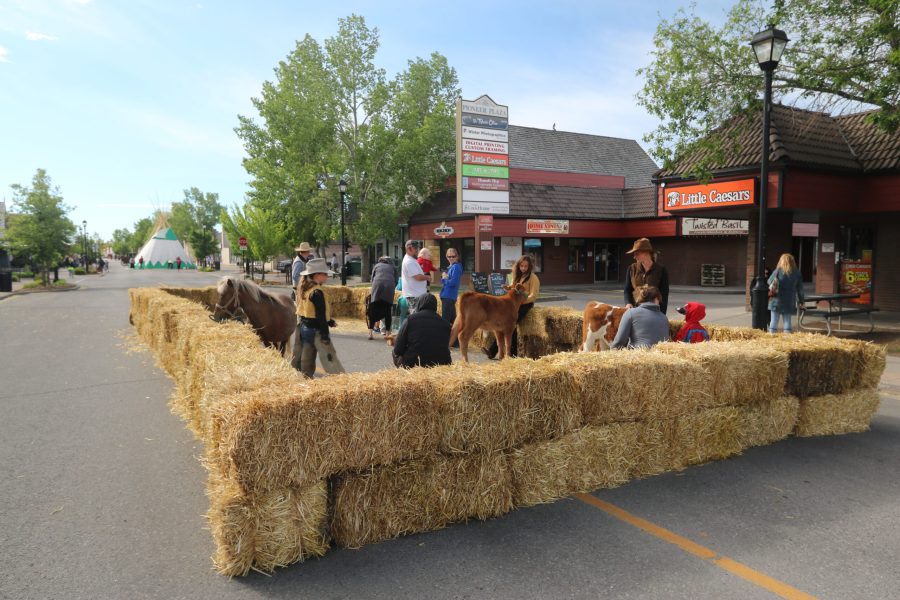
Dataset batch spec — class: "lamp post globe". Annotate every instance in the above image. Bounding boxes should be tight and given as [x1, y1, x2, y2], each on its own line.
[749, 24, 788, 330]
[81, 220, 88, 269]
[338, 179, 348, 286]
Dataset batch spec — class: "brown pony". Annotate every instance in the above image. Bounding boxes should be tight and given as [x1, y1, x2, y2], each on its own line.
[211, 276, 295, 355]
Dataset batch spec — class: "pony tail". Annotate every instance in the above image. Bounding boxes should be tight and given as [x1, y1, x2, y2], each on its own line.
[299, 275, 316, 295]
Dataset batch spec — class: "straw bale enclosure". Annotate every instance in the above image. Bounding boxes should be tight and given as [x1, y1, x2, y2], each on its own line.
[129, 285, 886, 576]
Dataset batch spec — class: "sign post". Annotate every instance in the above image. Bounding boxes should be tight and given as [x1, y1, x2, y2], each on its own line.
[238, 236, 248, 276]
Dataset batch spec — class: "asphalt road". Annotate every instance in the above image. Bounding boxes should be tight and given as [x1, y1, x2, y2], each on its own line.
[1, 263, 898, 600]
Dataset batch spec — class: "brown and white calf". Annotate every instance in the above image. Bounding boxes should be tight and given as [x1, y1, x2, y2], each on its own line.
[581, 301, 628, 351]
[450, 283, 528, 362]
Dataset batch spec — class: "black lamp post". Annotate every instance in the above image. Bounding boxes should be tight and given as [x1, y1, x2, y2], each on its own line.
[749, 24, 789, 330]
[338, 179, 348, 286]
[81, 220, 87, 269]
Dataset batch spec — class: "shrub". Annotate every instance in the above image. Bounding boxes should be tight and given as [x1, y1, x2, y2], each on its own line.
[19, 271, 34, 278]
[73, 267, 86, 275]
[11, 274, 20, 282]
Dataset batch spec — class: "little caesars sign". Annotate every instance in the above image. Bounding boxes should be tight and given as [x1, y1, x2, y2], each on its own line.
[456, 95, 510, 215]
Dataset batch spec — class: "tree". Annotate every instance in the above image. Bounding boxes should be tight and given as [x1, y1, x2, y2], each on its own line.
[111, 228, 132, 258]
[130, 217, 154, 256]
[5, 169, 76, 284]
[235, 14, 460, 269]
[169, 187, 223, 261]
[637, 0, 900, 176]
[221, 204, 287, 282]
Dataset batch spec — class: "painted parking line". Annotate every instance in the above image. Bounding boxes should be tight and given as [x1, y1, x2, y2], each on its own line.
[575, 493, 817, 600]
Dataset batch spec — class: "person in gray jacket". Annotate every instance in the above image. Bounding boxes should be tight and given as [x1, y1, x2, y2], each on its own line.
[368, 256, 397, 339]
[610, 285, 670, 350]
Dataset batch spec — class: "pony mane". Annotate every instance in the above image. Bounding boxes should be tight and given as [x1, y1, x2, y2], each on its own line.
[218, 276, 281, 304]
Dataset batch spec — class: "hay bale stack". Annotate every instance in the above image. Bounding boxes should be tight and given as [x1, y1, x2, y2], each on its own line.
[737, 396, 800, 449]
[753, 333, 862, 397]
[652, 341, 789, 406]
[542, 351, 710, 424]
[509, 423, 639, 507]
[674, 407, 742, 467]
[794, 388, 880, 437]
[841, 339, 887, 390]
[320, 285, 353, 318]
[206, 472, 329, 576]
[330, 452, 513, 548]
[220, 371, 441, 494]
[632, 419, 680, 478]
[431, 359, 580, 455]
[707, 324, 767, 342]
[161, 285, 219, 311]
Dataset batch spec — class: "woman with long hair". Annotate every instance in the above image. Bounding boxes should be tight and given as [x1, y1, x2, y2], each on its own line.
[484, 255, 540, 359]
[290, 258, 345, 377]
[767, 253, 804, 334]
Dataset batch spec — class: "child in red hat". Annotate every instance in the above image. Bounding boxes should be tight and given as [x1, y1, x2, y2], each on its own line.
[675, 302, 710, 343]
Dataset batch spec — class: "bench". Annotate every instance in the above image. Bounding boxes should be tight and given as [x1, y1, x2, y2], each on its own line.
[799, 306, 878, 335]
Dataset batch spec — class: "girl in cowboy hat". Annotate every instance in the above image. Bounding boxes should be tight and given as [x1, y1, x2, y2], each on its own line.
[624, 237, 670, 314]
[290, 257, 345, 378]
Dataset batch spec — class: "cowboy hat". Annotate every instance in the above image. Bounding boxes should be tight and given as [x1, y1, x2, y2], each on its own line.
[299, 257, 333, 277]
[294, 242, 312, 252]
[626, 237, 656, 254]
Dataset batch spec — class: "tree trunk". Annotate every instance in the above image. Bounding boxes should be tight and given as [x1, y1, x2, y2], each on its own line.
[361, 247, 373, 283]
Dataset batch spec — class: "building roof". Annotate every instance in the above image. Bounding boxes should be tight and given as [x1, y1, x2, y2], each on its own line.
[410, 185, 657, 223]
[658, 105, 900, 178]
[508, 125, 658, 188]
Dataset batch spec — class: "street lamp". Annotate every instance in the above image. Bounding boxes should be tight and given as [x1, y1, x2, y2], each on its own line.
[81, 220, 87, 269]
[338, 179, 348, 286]
[749, 24, 788, 330]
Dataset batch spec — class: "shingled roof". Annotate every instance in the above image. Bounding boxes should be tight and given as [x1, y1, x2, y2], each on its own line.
[658, 105, 900, 178]
[508, 125, 658, 188]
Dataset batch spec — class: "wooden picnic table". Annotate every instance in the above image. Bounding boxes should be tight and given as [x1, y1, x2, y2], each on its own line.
[798, 292, 877, 335]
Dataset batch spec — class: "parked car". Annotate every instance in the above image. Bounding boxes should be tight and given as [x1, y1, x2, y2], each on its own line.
[277, 259, 292, 273]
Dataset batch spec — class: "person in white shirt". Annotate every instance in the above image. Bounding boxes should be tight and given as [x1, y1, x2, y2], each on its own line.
[400, 239, 430, 313]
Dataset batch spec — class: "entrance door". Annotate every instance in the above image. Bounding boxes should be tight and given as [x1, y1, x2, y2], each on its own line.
[593, 242, 620, 282]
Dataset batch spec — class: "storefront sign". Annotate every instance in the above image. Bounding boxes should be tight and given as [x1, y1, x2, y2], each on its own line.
[480, 240, 492, 251]
[478, 215, 493, 231]
[462, 151, 509, 167]
[682, 218, 748, 236]
[526, 219, 570, 235]
[463, 201, 509, 214]
[433, 221, 454, 238]
[464, 176, 509, 191]
[665, 179, 755, 212]
[462, 139, 508, 154]
[462, 97, 508, 118]
[462, 164, 509, 178]
[839, 262, 872, 304]
[462, 126, 509, 143]
[461, 114, 508, 130]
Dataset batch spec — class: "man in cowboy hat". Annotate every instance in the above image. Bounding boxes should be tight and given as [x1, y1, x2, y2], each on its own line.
[624, 237, 670, 314]
[291, 242, 313, 287]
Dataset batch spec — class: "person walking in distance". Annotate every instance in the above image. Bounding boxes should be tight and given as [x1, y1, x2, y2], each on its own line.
[767, 253, 804, 334]
[624, 237, 670, 314]
[291, 258, 345, 378]
[368, 256, 397, 340]
[400, 239, 430, 314]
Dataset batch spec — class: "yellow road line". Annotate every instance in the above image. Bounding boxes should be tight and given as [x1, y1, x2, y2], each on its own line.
[575, 493, 817, 600]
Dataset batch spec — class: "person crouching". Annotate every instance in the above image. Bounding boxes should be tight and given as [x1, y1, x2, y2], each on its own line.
[675, 302, 710, 343]
[609, 285, 670, 350]
[391, 292, 452, 368]
[291, 257, 345, 378]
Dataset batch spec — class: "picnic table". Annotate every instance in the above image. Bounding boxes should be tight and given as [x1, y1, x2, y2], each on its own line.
[798, 292, 877, 335]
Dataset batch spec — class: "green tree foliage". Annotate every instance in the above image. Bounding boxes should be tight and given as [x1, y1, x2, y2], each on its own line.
[110, 228, 132, 257]
[637, 0, 900, 175]
[130, 217, 154, 255]
[220, 204, 287, 281]
[235, 14, 460, 254]
[5, 169, 76, 284]
[169, 187, 223, 261]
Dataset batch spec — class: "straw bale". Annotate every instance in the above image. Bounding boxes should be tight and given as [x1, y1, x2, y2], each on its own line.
[753, 333, 860, 397]
[541, 350, 709, 424]
[631, 419, 680, 478]
[794, 388, 880, 437]
[707, 324, 767, 342]
[840, 339, 887, 390]
[736, 396, 799, 449]
[516, 306, 549, 339]
[674, 407, 742, 466]
[519, 334, 570, 358]
[652, 341, 789, 406]
[206, 472, 329, 576]
[161, 285, 219, 311]
[431, 358, 580, 455]
[509, 423, 640, 507]
[221, 370, 441, 494]
[330, 452, 513, 548]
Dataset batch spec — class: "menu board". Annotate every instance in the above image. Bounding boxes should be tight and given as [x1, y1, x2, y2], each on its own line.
[489, 272, 506, 296]
[471, 272, 490, 294]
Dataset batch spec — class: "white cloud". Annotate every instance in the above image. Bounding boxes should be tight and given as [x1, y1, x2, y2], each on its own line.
[0, 46, 8, 62]
[25, 30, 58, 41]
[111, 104, 245, 159]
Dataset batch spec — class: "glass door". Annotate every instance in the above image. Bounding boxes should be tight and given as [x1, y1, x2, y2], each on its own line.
[593, 242, 619, 282]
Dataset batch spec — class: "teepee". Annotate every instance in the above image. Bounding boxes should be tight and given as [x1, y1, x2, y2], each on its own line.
[135, 225, 196, 269]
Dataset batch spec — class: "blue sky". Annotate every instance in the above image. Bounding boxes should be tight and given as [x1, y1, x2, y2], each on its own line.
[0, 0, 736, 240]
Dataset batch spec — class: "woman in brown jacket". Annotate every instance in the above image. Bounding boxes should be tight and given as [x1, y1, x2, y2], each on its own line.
[623, 237, 670, 314]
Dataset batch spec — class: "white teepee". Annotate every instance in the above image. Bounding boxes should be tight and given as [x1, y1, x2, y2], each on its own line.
[135, 227, 195, 269]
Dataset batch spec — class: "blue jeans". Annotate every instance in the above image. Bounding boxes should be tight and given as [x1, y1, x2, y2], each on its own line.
[769, 311, 793, 333]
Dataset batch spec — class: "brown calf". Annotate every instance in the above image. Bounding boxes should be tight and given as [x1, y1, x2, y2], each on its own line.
[450, 284, 528, 362]
[581, 301, 628, 351]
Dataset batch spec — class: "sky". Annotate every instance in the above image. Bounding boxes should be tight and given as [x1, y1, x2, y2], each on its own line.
[0, 0, 737, 240]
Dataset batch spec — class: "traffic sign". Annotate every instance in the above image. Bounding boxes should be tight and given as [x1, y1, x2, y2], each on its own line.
[238, 236, 247, 250]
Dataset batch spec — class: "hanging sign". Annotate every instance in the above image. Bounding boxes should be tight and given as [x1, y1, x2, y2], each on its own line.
[526, 219, 569, 235]
[433, 221, 455, 238]
[682, 218, 748, 236]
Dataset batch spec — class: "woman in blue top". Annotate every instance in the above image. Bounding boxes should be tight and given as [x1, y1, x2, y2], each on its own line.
[439, 248, 463, 327]
[767, 253, 804, 334]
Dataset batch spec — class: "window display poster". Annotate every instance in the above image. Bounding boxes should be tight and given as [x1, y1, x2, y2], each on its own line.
[839, 262, 872, 304]
[500, 236, 522, 269]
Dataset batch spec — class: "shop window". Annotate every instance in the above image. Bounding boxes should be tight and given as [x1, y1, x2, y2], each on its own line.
[568, 239, 586, 272]
[523, 238, 543, 273]
[439, 238, 475, 273]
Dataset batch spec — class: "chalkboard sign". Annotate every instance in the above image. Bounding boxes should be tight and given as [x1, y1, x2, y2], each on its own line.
[700, 263, 726, 287]
[471, 272, 490, 294]
[489, 272, 507, 296]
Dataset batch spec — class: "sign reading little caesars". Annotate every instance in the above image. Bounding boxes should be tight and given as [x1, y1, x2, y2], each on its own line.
[457, 95, 510, 215]
[665, 179, 755, 212]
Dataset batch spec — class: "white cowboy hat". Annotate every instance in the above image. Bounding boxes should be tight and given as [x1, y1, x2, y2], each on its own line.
[294, 242, 312, 252]
[299, 257, 333, 276]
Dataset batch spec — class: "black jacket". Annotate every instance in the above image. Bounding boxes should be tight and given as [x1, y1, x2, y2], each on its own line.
[393, 293, 452, 368]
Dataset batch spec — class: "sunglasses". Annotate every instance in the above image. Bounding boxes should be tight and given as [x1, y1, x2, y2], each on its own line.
[446, 254, 457, 258]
